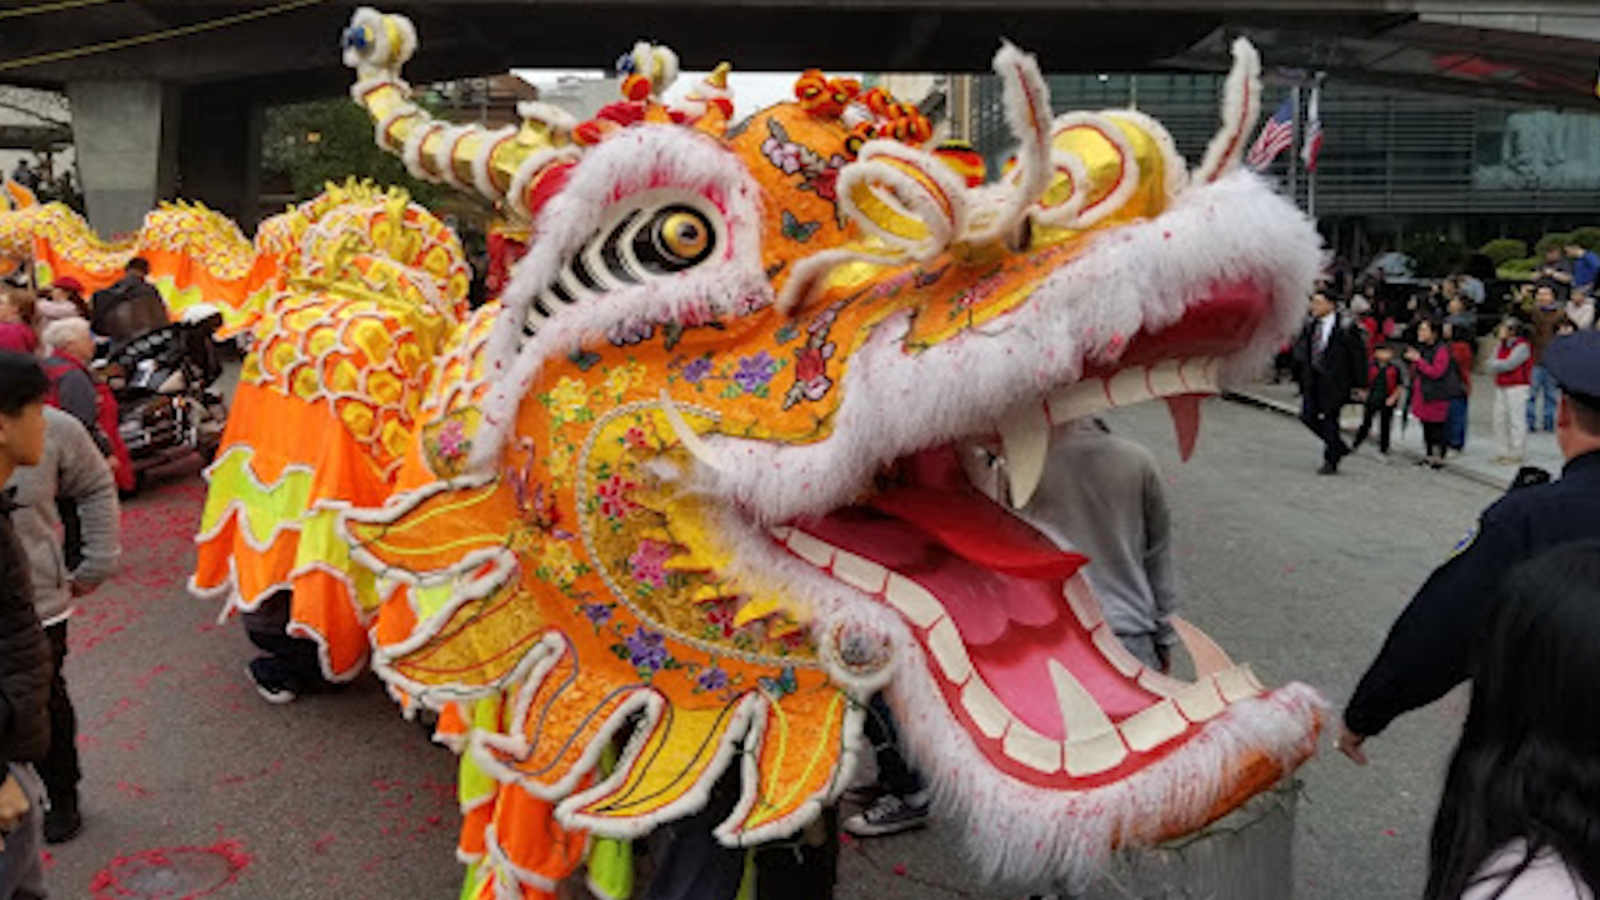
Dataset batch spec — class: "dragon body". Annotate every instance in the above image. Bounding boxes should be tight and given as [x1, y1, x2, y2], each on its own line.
[186, 8, 1333, 897]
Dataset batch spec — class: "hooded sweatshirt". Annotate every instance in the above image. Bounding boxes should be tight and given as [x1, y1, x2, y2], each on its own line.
[5, 406, 120, 625]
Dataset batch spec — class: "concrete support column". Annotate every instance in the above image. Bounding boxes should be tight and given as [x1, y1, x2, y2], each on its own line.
[177, 85, 263, 230]
[66, 80, 180, 237]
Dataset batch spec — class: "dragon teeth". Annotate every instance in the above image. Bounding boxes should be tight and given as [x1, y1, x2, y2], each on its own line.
[997, 403, 1051, 509]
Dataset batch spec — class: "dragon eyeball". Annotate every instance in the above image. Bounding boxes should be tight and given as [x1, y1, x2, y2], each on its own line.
[820, 618, 896, 693]
[634, 205, 715, 273]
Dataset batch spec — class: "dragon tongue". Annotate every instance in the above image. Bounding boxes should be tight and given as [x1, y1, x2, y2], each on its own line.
[869, 448, 1086, 581]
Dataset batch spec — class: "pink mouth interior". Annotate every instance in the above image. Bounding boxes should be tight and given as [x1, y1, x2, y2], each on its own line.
[797, 448, 1156, 740]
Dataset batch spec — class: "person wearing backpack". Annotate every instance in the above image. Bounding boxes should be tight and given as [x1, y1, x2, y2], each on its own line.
[89, 257, 167, 347]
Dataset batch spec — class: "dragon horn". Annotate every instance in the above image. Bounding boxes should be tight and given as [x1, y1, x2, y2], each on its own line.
[342, 8, 582, 222]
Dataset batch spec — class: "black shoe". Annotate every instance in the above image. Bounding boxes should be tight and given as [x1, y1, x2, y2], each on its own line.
[247, 661, 298, 704]
[44, 797, 82, 844]
[842, 790, 931, 837]
[1317, 462, 1338, 475]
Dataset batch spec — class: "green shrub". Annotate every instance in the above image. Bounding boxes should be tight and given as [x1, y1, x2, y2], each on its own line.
[1570, 226, 1600, 251]
[1498, 257, 1539, 280]
[1479, 238, 1528, 268]
[1534, 232, 1574, 258]
[1401, 233, 1468, 277]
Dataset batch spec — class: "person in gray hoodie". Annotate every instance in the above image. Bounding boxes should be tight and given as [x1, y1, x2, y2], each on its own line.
[6, 405, 118, 845]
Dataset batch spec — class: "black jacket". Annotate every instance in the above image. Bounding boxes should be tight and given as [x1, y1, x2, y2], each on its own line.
[0, 489, 52, 767]
[1293, 314, 1368, 409]
[91, 273, 168, 346]
[1346, 451, 1600, 737]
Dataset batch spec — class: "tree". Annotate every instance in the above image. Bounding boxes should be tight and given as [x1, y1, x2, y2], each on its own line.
[262, 98, 447, 208]
[1400, 232, 1467, 278]
[1478, 238, 1527, 269]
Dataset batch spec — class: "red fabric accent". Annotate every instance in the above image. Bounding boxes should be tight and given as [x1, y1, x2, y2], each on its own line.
[1450, 341, 1474, 397]
[94, 382, 134, 491]
[1495, 338, 1533, 388]
[0, 322, 37, 355]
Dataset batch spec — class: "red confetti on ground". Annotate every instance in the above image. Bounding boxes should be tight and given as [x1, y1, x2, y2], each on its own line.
[893, 863, 908, 876]
[89, 840, 251, 899]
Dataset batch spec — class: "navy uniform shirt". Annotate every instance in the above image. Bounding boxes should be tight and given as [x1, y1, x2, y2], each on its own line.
[1345, 449, 1600, 737]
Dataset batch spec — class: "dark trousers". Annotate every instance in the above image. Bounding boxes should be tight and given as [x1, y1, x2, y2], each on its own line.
[865, 694, 924, 797]
[1423, 421, 1448, 459]
[1446, 396, 1469, 451]
[1352, 404, 1395, 454]
[1300, 392, 1348, 467]
[241, 591, 326, 689]
[38, 622, 80, 809]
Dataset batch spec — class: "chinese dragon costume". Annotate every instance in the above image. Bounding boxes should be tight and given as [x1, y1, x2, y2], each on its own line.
[208, 6, 1329, 897]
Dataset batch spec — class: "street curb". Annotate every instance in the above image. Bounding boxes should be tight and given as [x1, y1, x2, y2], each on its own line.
[1222, 390, 1508, 490]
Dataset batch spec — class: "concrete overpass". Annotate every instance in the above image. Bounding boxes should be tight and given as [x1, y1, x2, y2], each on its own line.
[1, 1, 1596, 233]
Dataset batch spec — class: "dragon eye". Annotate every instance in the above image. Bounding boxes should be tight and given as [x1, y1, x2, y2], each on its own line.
[635, 206, 715, 273]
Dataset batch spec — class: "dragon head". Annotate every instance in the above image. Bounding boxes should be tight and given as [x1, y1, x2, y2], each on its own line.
[342, 13, 1324, 892]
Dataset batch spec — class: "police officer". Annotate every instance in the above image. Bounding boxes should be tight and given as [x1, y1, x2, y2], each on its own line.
[1338, 330, 1600, 763]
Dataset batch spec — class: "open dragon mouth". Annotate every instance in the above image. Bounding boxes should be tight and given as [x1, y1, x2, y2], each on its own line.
[767, 283, 1284, 791]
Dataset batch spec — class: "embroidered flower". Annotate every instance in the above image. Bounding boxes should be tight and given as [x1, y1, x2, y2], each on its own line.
[545, 443, 574, 481]
[706, 601, 737, 638]
[545, 376, 591, 424]
[541, 541, 582, 584]
[435, 418, 467, 460]
[696, 666, 729, 692]
[624, 626, 669, 675]
[581, 602, 613, 627]
[734, 351, 778, 394]
[682, 356, 713, 384]
[596, 473, 638, 521]
[624, 426, 652, 451]
[762, 137, 806, 175]
[604, 362, 645, 398]
[628, 539, 674, 588]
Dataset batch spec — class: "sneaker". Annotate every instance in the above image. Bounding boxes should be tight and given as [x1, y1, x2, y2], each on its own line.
[842, 790, 930, 837]
[842, 783, 884, 805]
[43, 797, 82, 844]
[247, 663, 297, 704]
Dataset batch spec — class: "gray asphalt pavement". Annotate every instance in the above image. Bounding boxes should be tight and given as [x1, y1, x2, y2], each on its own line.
[46, 397, 1498, 899]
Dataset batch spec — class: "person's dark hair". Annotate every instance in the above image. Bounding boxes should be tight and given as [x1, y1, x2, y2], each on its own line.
[1566, 392, 1600, 436]
[0, 350, 49, 416]
[1424, 542, 1600, 900]
[125, 256, 150, 275]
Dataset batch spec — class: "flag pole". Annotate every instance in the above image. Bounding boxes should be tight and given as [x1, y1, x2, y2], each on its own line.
[1287, 82, 1301, 203]
[1307, 73, 1323, 220]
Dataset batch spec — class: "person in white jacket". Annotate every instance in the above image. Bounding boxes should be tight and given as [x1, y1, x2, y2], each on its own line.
[4, 406, 119, 844]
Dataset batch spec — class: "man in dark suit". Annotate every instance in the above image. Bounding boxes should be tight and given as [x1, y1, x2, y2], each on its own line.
[1294, 291, 1368, 474]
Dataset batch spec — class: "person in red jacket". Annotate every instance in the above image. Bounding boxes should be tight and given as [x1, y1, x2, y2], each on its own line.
[1489, 318, 1534, 465]
[1408, 319, 1464, 468]
[1353, 341, 1405, 456]
[1446, 321, 1476, 454]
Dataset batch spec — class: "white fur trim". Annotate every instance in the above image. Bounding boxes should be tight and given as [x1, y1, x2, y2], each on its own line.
[837, 140, 969, 260]
[470, 126, 518, 201]
[402, 120, 447, 182]
[504, 147, 584, 221]
[469, 125, 768, 470]
[1040, 112, 1141, 231]
[431, 125, 476, 190]
[514, 102, 578, 136]
[966, 41, 1054, 245]
[701, 172, 1321, 525]
[1196, 38, 1262, 184]
[1104, 108, 1190, 204]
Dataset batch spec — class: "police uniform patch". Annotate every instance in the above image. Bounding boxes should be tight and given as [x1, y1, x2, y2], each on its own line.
[1451, 526, 1478, 558]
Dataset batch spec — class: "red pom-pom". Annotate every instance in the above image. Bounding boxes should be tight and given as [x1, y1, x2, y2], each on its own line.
[622, 73, 652, 102]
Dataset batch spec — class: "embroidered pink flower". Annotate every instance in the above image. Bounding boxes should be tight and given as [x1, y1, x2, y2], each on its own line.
[629, 539, 674, 588]
[706, 600, 737, 638]
[624, 427, 651, 451]
[597, 473, 638, 520]
[762, 137, 806, 174]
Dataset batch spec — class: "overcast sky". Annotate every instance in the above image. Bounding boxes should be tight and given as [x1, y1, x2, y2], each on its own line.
[513, 69, 855, 117]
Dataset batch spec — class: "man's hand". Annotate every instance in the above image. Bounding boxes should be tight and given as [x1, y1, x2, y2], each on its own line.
[1335, 722, 1369, 765]
[0, 773, 30, 849]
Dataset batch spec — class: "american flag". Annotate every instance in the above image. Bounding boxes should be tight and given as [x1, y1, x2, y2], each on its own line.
[1300, 82, 1324, 172]
[1246, 96, 1296, 171]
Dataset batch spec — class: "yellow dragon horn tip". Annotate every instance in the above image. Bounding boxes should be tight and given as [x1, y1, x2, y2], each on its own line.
[708, 62, 731, 89]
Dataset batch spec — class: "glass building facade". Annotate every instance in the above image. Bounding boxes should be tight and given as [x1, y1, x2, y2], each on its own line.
[972, 73, 1600, 249]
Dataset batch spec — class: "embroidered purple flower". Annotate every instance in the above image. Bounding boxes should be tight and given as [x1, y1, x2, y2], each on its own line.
[734, 351, 778, 394]
[696, 666, 729, 692]
[629, 539, 674, 588]
[625, 626, 668, 674]
[762, 137, 806, 175]
[581, 602, 613, 626]
[596, 474, 638, 521]
[682, 356, 713, 384]
[435, 418, 467, 460]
